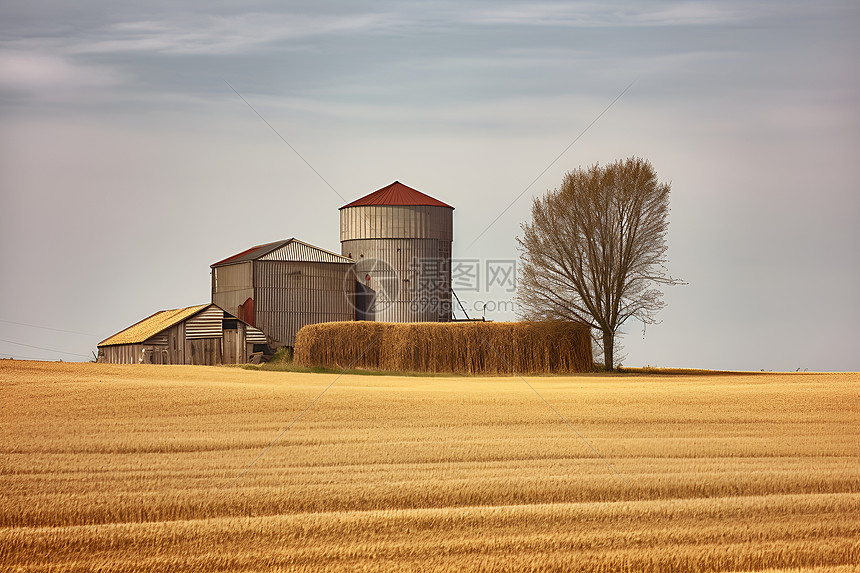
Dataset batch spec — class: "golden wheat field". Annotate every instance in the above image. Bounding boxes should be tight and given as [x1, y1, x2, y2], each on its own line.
[1, 361, 858, 572]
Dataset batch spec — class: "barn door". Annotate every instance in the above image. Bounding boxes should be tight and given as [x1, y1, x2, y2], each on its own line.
[238, 298, 255, 327]
[223, 328, 238, 364]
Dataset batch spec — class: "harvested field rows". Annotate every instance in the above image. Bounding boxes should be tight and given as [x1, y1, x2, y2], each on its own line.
[1, 361, 858, 571]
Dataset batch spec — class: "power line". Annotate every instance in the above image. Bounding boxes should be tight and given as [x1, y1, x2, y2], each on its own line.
[467, 80, 635, 250]
[1, 354, 66, 361]
[0, 338, 91, 358]
[224, 80, 385, 242]
[0, 319, 97, 337]
[224, 79, 346, 203]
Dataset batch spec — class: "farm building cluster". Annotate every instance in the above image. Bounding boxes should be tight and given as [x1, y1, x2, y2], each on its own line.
[98, 182, 456, 365]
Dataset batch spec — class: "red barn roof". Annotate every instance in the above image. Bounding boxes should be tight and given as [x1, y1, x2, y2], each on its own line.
[340, 181, 453, 209]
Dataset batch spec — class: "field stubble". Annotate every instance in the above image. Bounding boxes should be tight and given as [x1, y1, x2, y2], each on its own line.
[0, 361, 858, 571]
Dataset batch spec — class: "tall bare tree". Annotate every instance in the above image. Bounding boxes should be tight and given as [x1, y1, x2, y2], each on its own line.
[517, 157, 681, 370]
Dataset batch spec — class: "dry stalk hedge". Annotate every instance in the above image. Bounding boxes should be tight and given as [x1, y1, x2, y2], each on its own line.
[294, 321, 592, 374]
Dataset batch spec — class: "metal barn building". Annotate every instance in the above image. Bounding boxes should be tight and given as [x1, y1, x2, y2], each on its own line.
[340, 181, 454, 322]
[97, 304, 267, 365]
[211, 238, 356, 347]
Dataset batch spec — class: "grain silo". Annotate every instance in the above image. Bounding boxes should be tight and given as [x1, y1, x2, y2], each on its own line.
[340, 181, 453, 322]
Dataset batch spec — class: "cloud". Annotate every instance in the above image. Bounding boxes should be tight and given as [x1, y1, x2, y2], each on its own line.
[631, 2, 750, 25]
[67, 11, 398, 56]
[463, 1, 750, 28]
[0, 51, 121, 96]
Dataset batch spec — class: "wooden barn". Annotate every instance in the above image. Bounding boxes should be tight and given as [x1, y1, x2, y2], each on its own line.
[97, 304, 268, 365]
[211, 238, 357, 348]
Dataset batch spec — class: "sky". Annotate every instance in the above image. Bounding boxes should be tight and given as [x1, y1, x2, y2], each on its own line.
[1, 1, 858, 371]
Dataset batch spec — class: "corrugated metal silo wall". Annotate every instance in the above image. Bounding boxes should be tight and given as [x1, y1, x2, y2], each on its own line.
[340, 205, 453, 323]
[212, 262, 253, 319]
[254, 260, 356, 346]
[342, 238, 451, 322]
[340, 205, 452, 241]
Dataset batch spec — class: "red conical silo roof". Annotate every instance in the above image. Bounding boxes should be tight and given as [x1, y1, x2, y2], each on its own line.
[339, 181, 453, 209]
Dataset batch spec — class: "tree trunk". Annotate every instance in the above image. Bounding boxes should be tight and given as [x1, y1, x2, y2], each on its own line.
[603, 330, 614, 371]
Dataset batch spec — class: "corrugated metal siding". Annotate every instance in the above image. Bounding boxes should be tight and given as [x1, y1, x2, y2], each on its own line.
[260, 240, 353, 263]
[211, 239, 289, 266]
[341, 237, 452, 323]
[186, 306, 224, 339]
[254, 260, 356, 346]
[212, 262, 254, 319]
[245, 325, 267, 344]
[340, 205, 453, 241]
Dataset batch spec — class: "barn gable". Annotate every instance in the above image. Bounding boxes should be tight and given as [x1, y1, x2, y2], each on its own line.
[259, 239, 353, 264]
[211, 238, 352, 267]
[211, 238, 357, 347]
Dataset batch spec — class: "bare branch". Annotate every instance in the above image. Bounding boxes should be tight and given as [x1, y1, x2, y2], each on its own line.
[517, 157, 682, 370]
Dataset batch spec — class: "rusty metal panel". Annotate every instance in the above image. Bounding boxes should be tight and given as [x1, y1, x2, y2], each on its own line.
[212, 262, 253, 318]
[340, 181, 453, 209]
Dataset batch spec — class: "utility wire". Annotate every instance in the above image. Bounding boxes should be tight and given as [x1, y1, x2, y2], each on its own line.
[467, 80, 635, 250]
[0, 338, 91, 358]
[0, 319, 96, 337]
[224, 80, 346, 204]
[223, 79, 383, 240]
[1, 354, 65, 361]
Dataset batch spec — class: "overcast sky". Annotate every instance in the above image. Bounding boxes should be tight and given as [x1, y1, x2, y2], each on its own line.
[1, 1, 858, 371]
